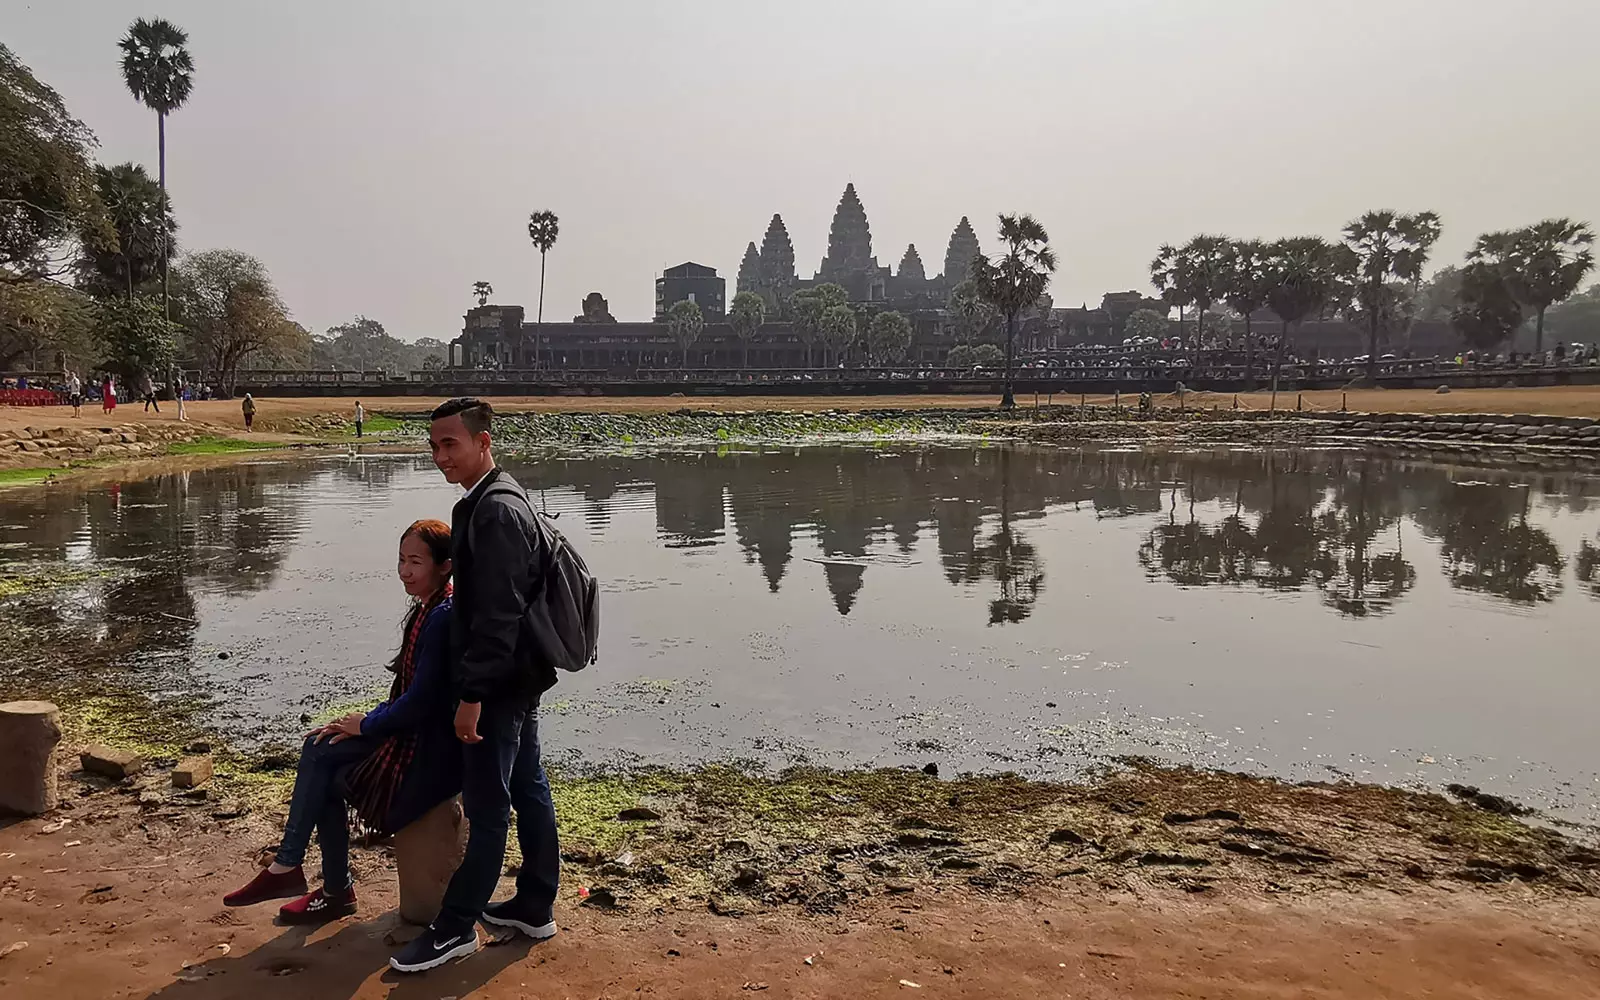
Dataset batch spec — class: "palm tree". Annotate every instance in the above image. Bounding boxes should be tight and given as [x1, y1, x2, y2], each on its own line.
[1341, 210, 1441, 384]
[1220, 239, 1271, 382]
[119, 18, 193, 322]
[729, 291, 765, 369]
[868, 310, 913, 366]
[666, 299, 704, 368]
[971, 214, 1057, 408]
[472, 280, 493, 307]
[789, 283, 846, 368]
[526, 209, 559, 365]
[1454, 244, 1525, 352]
[1149, 243, 1190, 340]
[1172, 235, 1233, 358]
[820, 304, 858, 367]
[1500, 219, 1595, 354]
[1264, 237, 1345, 407]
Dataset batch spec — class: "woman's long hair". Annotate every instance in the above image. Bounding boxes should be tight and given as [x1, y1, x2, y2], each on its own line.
[391, 518, 451, 672]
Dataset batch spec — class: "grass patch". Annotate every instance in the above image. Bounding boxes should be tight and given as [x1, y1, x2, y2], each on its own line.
[357, 414, 405, 434]
[0, 467, 58, 487]
[165, 436, 285, 456]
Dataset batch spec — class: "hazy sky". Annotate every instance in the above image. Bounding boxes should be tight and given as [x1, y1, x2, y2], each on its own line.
[10, 1, 1599, 340]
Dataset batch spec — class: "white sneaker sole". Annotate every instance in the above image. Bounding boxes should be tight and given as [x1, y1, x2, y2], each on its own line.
[480, 912, 558, 940]
[388, 935, 479, 973]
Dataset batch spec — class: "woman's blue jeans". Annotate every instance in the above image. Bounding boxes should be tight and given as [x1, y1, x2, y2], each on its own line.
[274, 734, 374, 890]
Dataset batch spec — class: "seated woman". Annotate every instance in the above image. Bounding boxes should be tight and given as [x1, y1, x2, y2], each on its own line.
[224, 519, 460, 922]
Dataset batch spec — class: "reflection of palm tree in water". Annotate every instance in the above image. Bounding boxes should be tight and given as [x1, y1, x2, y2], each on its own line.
[1313, 459, 1415, 617]
[1429, 483, 1565, 603]
[967, 450, 1045, 625]
[1577, 534, 1600, 598]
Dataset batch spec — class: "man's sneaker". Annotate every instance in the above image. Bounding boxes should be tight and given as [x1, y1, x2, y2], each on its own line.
[388, 926, 479, 973]
[278, 884, 357, 925]
[223, 865, 308, 907]
[481, 896, 557, 940]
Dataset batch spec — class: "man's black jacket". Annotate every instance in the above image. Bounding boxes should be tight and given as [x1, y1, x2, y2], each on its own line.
[449, 468, 557, 704]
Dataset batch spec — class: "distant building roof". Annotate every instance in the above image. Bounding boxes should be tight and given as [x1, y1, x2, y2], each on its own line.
[662, 262, 718, 278]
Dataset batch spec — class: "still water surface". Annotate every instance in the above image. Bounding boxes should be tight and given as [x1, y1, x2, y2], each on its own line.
[2, 444, 1596, 821]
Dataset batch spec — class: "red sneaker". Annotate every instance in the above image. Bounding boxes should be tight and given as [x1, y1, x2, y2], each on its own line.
[223, 866, 308, 907]
[278, 885, 357, 925]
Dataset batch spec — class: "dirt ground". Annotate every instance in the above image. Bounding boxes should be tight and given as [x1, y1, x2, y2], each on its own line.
[3, 808, 1598, 1000]
[4, 384, 1599, 439]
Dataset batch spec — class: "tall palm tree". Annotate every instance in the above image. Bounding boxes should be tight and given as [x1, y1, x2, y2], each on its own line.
[820, 304, 858, 368]
[1220, 239, 1271, 382]
[1342, 210, 1441, 384]
[1173, 235, 1233, 357]
[1502, 219, 1594, 355]
[729, 291, 765, 369]
[119, 17, 193, 322]
[971, 214, 1057, 408]
[472, 280, 493, 307]
[666, 299, 704, 368]
[526, 209, 559, 365]
[1149, 243, 1190, 341]
[1264, 237, 1345, 407]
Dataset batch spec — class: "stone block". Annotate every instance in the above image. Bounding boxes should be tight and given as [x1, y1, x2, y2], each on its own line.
[172, 755, 213, 789]
[0, 701, 62, 816]
[393, 797, 468, 924]
[80, 743, 143, 780]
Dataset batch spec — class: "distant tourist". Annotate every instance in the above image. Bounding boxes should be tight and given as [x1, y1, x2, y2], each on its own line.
[354, 400, 366, 437]
[67, 371, 81, 418]
[175, 372, 188, 422]
[241, 393, 256, 430]
[141, 374, 160, 413]
[389, 397, 570, 973]
[101, 376, 116, 414]
[222, 519, 461, 922]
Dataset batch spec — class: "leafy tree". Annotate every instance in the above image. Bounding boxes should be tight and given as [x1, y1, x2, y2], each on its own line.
[666, 298, 704, 368]
[1453, 247, 1525, 352]
[1542, 282, 1600, 346]
[472, 280, 492, 307]
[119, 18, 194, 320]
[946, 344, 977, 369]
[97, 296, 176, 381]
[789, 283, 847, 367]
[868, 310, 912, 365]
[970, 213, 1057, 408]
[820, 304, 858, 366]
[1342, 210, 1441, 381]
[1123, 307, 1167, 341]
[1414, 265, 1463, 323]
[946, 279, 995, 344]
[174, 249, 300, 393]
[1171, 235, 1232, 350]
[1220, 238, 1271, 376]
[75, 163, 175, 300]
[1198, 311, 1233, 343]
[971, 343, 1005, 367]
[1, 42, 107, 281]
[0, 279, 98, 371]
[526, 209, 559, 364]
[1149, 243, 1191, 339]
[729, 291, 765, 369]
[1497, 219, 1595, 354]
[420, 353, 445, 371]
[1264, 237, 1347, 384]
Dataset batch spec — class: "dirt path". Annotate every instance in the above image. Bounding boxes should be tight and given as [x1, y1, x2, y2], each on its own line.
[2, 810, 1596, 1000]
[6, 384, 1600, 439]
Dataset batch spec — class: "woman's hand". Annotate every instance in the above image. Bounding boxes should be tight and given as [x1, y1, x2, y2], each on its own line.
[308, 712, 365, 744]
[454, 702, 482, 744]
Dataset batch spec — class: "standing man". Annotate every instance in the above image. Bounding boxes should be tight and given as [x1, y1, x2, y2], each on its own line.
[175, 371, 188, 422]
[141, 372, 160, 413]
[354, 400, 365, 438]
[67, 371, 82, 418]
[390, 397, 561, 974]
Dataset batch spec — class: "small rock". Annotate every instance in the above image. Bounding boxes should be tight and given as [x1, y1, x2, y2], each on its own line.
[884, 881, 915, 895]
[182, 741, 213, 755]
[921, 762, 939, 777]
[0, 941, 29, 959]
[172, 755, 213, 789]
[1435, 385, 1451, 394]
[617, 806, 662, 822]
[581, 886, 621, 909]
[80, 745, 143, 780]
[1047, 828, 1086, 846]
[216, 652, 230, 660]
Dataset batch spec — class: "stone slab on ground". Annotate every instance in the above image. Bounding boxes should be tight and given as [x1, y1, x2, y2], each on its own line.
[171, 755, 213, 789]
[79, 744, 143, 780]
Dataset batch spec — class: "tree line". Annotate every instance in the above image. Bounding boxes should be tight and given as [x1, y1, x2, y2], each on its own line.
[2, 30, 444, 394]
[1148, 212, 1594, 384]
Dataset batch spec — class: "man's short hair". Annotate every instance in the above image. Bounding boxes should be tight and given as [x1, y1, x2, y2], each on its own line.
[431, 396, 493, 437]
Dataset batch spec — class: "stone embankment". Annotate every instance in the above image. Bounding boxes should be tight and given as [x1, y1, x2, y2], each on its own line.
[0, 421, 200, 468]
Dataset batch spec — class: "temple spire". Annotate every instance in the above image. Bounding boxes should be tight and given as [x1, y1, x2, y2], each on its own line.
[943, 216, 981, 281]
[898, 244, 926, 282]
[736, 241, 761, 294]
[819, 183, 874, 278]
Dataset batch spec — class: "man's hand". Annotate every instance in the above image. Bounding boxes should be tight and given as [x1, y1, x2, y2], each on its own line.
[454, 701, 483, 744]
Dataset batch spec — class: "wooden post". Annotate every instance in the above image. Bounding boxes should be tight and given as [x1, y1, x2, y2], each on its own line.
[0, 701, 62, 816]
[394, 797, 469, 924]
[1297, 392, 1303, 411]
[1113, 389, 1120, 416]
[1341, 390, 1348, 412]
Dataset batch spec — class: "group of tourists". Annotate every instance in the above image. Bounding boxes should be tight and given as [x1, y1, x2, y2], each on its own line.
[221, 398, 593, 975]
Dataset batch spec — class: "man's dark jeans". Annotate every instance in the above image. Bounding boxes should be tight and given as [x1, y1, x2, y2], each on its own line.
[276, 734, 373, 891]
[435, 699, 560, 934]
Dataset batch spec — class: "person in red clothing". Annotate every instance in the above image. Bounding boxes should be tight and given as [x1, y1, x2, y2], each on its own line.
[222, 519, 461, 923]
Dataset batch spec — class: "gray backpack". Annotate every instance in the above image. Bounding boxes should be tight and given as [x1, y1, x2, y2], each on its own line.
[480, 480, 600, 673]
